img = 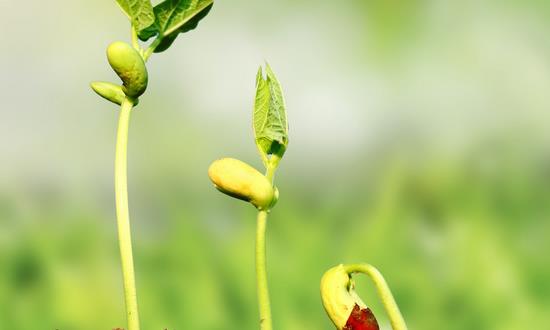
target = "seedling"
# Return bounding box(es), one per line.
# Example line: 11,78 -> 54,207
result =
321,264 -> 408,330
90,1 -> 213,329
208,64 -> 288,330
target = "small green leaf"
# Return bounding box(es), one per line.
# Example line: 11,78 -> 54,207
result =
158,0 -> 213,36
115,0 -> 156,34
253,64 -> 289,162
139,0 -> 213,51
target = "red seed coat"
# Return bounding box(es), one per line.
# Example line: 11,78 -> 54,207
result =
343,304 -> 379,330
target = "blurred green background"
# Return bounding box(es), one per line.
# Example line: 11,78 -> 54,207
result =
1,0 -> 550,329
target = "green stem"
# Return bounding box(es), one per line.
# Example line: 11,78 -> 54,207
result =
131,27 -> 140,51
143,37 -> 162,62
115,97 -> 140,330
265,157 -> 279,182
255,210 -> 272,330
344,264 -> 407,330
255,159 -> 278,330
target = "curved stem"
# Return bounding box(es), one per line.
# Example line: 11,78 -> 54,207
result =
115,97 -> 140,330
255,160 -> 278,330
344,264 -> 407,330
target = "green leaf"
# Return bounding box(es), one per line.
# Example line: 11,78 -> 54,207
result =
138,24 -> 159,41
138,0 -> 213,51
253,64 -> 289,162
115,0 -> 156,34
157,0 -> 213,36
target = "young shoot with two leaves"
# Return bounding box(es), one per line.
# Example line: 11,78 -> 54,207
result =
90,1 -> 213,330
208,64 -> 288,330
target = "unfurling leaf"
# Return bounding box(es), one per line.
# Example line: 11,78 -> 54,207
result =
115,0 -> 156,35
253,64 -> 289,162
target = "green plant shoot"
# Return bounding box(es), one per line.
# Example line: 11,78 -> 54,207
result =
208,63 -> 288,330
90,1 -> 213,330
